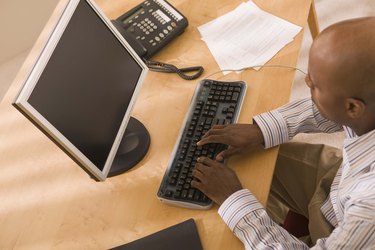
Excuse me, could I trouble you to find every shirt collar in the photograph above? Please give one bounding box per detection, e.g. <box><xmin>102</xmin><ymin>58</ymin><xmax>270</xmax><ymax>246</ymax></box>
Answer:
<box><xmin>343</xmin><ymin>127</ymin><xmax>375</xmax><ymax>171</ymax></box>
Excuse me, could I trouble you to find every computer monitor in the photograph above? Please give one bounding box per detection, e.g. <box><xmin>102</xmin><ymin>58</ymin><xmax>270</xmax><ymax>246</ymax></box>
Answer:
<box><xmin>13</xmin><ymin>0</ymin><xmax>150</xmax><ymax>181</ymax></box>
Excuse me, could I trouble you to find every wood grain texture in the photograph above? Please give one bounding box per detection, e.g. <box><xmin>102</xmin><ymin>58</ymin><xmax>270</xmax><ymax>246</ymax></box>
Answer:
<box><xmin>0</xmin><ymin>0</ymin><xmax>312</xmax><ymax>249</ymax></box>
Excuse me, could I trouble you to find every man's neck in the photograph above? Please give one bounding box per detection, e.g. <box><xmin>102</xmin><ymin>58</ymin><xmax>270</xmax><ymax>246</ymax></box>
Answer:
<box><xmin>350</xmin><ymin>120</ymin><xmax>375</xmax><ymax>136</ymax></box>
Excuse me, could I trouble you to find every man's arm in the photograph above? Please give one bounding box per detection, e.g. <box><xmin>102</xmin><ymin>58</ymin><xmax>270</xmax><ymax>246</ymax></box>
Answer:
<box><xmin>254</xmin><ymin>98</ymin><xmax>343</xmax><ymax>148</ymax></box>
<box><xmin>191</xmin><ymin>160</ymin><xmax>311</xmax><ymax>249</ymax></box>
<box><xmin>197</xmin><ymin>98</ymin><xmax>343</xmax><ymax>161</ymax></box>
<box><xmin>220</xmin><ymin>190</ymin><xmax>375</xmax><ymax>250</ymax></box>
<box><xmin>219</xmin><ymin>189</ymin><xmax>310</xmax><ymax>249</ymax></box>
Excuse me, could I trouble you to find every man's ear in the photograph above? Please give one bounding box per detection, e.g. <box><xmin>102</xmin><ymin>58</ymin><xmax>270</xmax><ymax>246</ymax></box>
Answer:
<box><xmin>345</xmin><ymin>98</ymin><xmax>366</xmax><ymax>119</ymax></box>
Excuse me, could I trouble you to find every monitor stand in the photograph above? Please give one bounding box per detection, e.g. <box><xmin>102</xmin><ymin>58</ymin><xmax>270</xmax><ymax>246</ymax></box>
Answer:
<box><xmin>108</xmin><ymin>117</ymin><xmax>150</xmax><ymax>177</ymax></box>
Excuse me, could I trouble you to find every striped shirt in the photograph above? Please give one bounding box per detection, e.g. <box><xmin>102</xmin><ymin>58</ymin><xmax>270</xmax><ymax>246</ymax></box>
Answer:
<box><xmin>218</xmin><ymin>98</ymin><xmax>375</xmax><ymax>249</ymax></box>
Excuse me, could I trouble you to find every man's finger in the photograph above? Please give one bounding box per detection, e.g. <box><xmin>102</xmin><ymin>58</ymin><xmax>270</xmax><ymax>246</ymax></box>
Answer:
<box><xmin>197</xmin><ymin>156</ymin><xmax>216</xmax><ymax>166</ymax></box>
<box><xmin>197</xmin><ymin>134</ymin><xmax>228</xmax><ymax>146</ymax></box>
<box><xmin>190</xmin><ymin>179</ymin><xmax>202</xmax><ymax>190</ymax></box>
<box><xmin>192</xmin><ymin>166</ymin><xmax>205</xmax><ymax>180</ymax></box>
<box><xmin>201</xmin><ymin>125</ymin><xmax>227</xmax><ymax>138</ymax></box>
<box><xmin>215</xmin><ymin>151</ymin><xmax>225</xmax><ymax>161</ymax></box>
<box><xmin>218</xmin><ymin>148</ymin><xmax>239</xmax><ymax>159</ymax></box>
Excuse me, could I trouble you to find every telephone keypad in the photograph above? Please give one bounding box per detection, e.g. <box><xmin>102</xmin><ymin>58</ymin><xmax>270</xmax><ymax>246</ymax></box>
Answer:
<box><xmin>120</xmin><ymin>0</ymin><xmax>182</xmax><ymax>44</ymax></box>
<box><xmin>133</xmin><ymin>18</ymin><xmax>159</xmax><ymax>40</ymax></box>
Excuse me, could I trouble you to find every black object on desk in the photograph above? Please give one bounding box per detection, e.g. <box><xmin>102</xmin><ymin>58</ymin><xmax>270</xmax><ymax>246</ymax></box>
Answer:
<box><xmin>158</xmin><ymin>79</ymin><xmax>247</xmax><ymax>209</ymax></box>
<box><xmin>110</xmin><ymin>219</ymin><xmax>203</xmax><ymax>250</ymax></box>
<box><xmin>111</xmin><ymin>0</ymin><xmax>204</xmax><ymax>80</ymax></box>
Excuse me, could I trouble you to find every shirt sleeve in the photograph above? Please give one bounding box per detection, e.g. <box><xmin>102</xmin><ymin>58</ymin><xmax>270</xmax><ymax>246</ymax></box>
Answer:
<box><xmin>219</xmin><ymin>189</ymin><xmax>310</xmax><ymax>250</ymax></box>
<box><xmin>253</xmin><ymin>98</ymin><xmax>343</xmax><ymax>148</ymax></box>
<box><xmin>314</xmin><ymin>216</ymin><xmax>375</xmax><ymax>249</ymax></box>
<box><xmin>314</xmin><ymin>192</ymin><xmax>375</xmax><ymax>249</ymax></box>
<box><xmin>219</xmin><ymin>191</ymin><xmax>375</xmax><ymax>249</ymax></box>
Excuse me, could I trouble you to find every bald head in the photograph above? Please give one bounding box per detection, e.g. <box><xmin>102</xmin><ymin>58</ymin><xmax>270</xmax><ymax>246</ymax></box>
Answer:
<box><xmin>307</xmin><ymin>17</ymin><xmax>375</xmax><ymax>134</ymax></box>
<box><xmin>310</xmin><ymin>17</ymin><xmax>375</xmax><ymax>102</ymax></box>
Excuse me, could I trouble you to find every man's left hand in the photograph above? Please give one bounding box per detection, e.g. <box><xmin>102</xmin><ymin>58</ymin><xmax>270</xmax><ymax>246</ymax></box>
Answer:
<box><xmin>191</xmin><ymin>157</ymin><xmax>243</xmax><ymax>205</ymax></box>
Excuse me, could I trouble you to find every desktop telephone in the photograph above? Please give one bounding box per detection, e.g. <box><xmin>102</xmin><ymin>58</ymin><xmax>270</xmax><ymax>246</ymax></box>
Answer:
<box><xmin>111</xmin><ymin>0</ymin><xmax>203</xmax><ymax>80</ymax></box>
<box><xmin>112</xmin><ymin>0</ymin><xmax>188</xmax><ymax>59</ymax></box>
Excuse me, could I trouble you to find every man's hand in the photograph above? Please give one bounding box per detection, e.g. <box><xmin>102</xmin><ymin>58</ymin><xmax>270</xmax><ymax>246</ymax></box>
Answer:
<box><xmin>197</xmin><ymin>124</ymin><xmax>264</xmax><ymax>161</ymax></box>
<box><xmin>191</xmin><ymin>157</ymin><xmax>243</xmax><ymax>205</ymax></box>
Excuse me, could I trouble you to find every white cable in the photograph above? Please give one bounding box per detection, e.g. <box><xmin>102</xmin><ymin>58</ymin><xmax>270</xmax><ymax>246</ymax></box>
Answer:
<box><xmin>204</xmin><ymin>64</ymin><xmax>307</xmax><ymax>79</ymax></box>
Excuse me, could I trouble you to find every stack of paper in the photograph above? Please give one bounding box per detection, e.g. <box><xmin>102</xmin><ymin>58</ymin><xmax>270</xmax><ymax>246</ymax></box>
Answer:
<box><xmin>198</xmin><ymin>1</ymin><xmax>302</xmax><ymax>73</ymax></box>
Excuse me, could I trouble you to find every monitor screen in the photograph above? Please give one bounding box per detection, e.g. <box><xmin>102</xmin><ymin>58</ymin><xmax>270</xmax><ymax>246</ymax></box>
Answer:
<box><xmin>13</xmin><ymin>0</ymin><xmax>148</xmax><ymax>181</ymax></box>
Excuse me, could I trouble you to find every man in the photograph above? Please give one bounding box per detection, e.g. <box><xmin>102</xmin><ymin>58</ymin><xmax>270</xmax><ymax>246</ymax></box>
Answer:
<box><xmin>191</xmin><ymin>17</ymin><xmax>375</xmax><ymax>249</ymax></box>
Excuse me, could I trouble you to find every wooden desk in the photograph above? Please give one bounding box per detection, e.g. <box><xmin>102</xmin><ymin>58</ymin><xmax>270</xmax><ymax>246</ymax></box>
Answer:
<box><xmin>0</xmin><ymin>0</ymin><xmax>312</xmax><ymax>249</ymax></box>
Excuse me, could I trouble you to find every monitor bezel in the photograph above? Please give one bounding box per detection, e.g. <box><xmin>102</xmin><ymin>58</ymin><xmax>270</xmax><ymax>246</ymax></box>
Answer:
<box><xmin>13</xmin><ymin>0</ymin><xmax>149</xmax><ymax>181</ymax></box>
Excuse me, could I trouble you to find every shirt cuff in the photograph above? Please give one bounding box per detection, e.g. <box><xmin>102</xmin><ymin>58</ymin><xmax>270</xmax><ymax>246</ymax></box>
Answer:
<box><xmin>218</xmin><ymin>189</ymin><xmax>263</xmax><ymax>231</ymax></box>
<box><xmin>253</xmin><ymin>110</ymin><xmax>289</xmax><ymax>148</ymax></box>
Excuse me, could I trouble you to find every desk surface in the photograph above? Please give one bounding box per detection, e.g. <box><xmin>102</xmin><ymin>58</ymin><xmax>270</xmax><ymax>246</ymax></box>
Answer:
<box><xmin>0</xmin><ymin>0</ymin><xmax>312</xmax><ymax>249</ymax></box>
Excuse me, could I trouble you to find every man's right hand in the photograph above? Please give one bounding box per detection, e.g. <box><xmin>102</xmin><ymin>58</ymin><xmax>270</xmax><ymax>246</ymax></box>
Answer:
<box><xmin>197</xmin><ymin>123</ymin><xmax>264</xmax><ymax>161</ymax></box>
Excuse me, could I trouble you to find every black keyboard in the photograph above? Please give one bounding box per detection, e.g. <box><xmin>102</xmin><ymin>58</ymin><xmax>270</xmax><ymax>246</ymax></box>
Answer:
<box><xmin>157</xmin><ymin>79</ymin><xmax>247</xmax><ymax>209</ymax></box>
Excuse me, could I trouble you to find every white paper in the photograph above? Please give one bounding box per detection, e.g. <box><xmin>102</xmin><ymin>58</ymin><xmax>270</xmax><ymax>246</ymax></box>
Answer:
<box><xmin>198</xmin><ymin>1</ymin><xmax>302</xmax><ymax>73</ymax></box>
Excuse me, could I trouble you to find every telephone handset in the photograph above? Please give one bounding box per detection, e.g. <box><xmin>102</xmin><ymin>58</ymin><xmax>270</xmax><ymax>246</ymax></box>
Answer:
<box><xmin>112</xmin><ymin>0</ymin><xmax>203</xmax><ymax>80</ymax></box>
